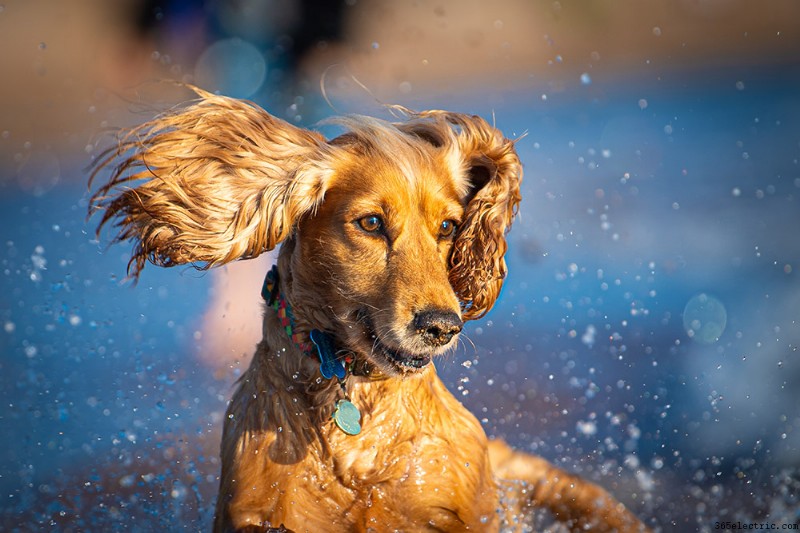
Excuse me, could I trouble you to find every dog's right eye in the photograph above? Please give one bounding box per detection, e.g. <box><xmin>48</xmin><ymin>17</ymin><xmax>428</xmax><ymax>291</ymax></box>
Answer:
<box><xmin>357</xmin><ymin>215</ymin><xmax>384</xmax><ymax>233</ymax></box>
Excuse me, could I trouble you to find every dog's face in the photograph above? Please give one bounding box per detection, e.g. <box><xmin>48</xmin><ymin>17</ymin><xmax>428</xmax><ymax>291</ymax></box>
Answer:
<box><xmin>294</xmin><ymin>141</ymin><xmax>467</xmax><ymax>375</ymax></box>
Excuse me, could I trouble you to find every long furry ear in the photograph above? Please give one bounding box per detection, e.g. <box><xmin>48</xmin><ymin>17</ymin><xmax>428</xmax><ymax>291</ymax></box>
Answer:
<box><xmin>443</xmin><ymin>113</ymin><xmax>522</xmax><ymax>321</ymax></box>
<box><xmin>89</xmin><ymin>87</ymin><xmax>334</xmax><ymax>278</ymax></box>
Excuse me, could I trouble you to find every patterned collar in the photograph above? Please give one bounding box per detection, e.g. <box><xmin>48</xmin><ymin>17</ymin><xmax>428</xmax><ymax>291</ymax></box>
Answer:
<box><xmin>261</xmin><ymin>265</ymin><xmax>349</xmax><ymax>379</ymax></box>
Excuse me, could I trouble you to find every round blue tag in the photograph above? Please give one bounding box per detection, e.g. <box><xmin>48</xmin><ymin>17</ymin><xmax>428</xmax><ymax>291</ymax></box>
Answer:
<box><xmin>332</xmin><ymin>399</ymin><xmax>361</xmax><ymax>435</ymax></box>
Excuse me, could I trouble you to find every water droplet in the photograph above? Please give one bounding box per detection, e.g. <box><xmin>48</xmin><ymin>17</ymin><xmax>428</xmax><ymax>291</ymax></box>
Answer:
<box><xmin>580</xmin><ymin>72</ymin><xmax>592</xmax><ymax>85</ymax></box>
<box><xmin>576</xmin><ymin>419</ymin><xmax>597</xmax><ymax>436</ymax></box>
<box><xmin>581</xmin><ymin>325</ymin><xmax>597</xmax><ymax>348</ymax></box>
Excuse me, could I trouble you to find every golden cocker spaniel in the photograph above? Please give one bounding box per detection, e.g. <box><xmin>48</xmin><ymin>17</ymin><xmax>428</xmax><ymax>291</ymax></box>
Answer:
<box><xmin>90</xmin><ymin>87</ymin><xmax>648</xmax><ymax>532</ymax></box>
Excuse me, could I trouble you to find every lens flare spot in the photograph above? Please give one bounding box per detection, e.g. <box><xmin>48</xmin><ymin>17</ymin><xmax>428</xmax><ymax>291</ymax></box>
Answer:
<box><xmin>683</xmin><ymin>293</ymin><xmax>727</xmax><ymax>344</ymax></box>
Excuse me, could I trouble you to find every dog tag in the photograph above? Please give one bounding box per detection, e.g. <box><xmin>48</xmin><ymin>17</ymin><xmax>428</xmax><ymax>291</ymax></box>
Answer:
<box><xmin>332</xmin><ymin>399</ymin><xmax>361</xmax><ymax>435</ymax></box>
<box><xmin>310</xmin><ymin>329</ymin><xmax>345</xmax><ymax>380</ymax></box>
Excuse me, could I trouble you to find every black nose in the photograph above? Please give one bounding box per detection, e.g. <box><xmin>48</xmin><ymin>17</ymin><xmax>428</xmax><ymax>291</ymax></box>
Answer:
<box><xmin>414</xmin><ymin>310</ymin><xmax>463</xmax><ymax>347</ymax></box>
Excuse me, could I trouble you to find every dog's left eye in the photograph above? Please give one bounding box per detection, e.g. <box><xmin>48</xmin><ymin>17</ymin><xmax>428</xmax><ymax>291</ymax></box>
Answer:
<box><xmin>439</xmin><ymin>220</ymin><xmax>457</xmax><ymax>239</ymax></box>
<box><xmin>358</xmin><ymin>215</ymin><xmax>384</xmax><ymax>233</ymax></box>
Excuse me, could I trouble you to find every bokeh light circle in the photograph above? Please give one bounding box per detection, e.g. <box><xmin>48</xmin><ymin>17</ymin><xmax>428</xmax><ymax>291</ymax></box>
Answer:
<box><xmin>16</xmin><ymin>150</ymin><xmax>60</xmax><ymax>196</ymax></box>
<box><xmin>194</xmin><ymin>38</ymin><xmax>266</xmax><ymax>98</ymax></box>
<box><xmin>683</xmin><ymin>293</ymin><xmax>727</xmax><ymax>344</ymax></box>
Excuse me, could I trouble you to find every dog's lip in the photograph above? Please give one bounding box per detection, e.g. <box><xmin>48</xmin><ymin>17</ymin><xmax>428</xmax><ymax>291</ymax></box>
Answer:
<box><xmin>374</xmin><ymin>338</ymin><xmax>432</xmax><ymax>369</ymax></box>
<box><xmin>359</xmin><ymin>314</ymin><xmax>432</xmax><ymax>371</ymax></box>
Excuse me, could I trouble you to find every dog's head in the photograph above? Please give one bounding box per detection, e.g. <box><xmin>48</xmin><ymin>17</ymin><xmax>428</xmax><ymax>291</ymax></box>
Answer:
<box><xmin>91</xmin><ymin>88</ymin><xmax>521</xmax><ymax>375</ymax></box>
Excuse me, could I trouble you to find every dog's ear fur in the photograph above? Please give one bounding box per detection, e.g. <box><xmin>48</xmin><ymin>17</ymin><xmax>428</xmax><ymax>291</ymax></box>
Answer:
<box><xmin>89</xmin><ymin>87</ymin><xmax>335</xmax><ymax>278</ymax></box>
<box><xmin>444</xmin><ymin>113</ymin><xmax>522</xmax><ymax>321</ymax></box>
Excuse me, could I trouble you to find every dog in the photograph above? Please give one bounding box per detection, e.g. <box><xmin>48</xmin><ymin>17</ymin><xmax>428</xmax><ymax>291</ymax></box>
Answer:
<box><xmin>90</xmin><ymin>87</ymin><xmax>648</xmax><ymax>532</ymax></box>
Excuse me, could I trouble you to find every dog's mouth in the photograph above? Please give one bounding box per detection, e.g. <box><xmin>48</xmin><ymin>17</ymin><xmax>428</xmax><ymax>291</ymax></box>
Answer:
<box><xmin>358</xmin><ymin>313</ymin><xmax>433</xmax><ymax>373</ymax></box>
<box><xmin>373</xmin><ymin>337</ymin><xmax>432</xmax><ymax>370</ymax></box>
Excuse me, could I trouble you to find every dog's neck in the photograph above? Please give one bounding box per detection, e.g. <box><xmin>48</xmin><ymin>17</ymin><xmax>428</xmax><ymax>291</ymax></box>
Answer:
<box><xmin>256</xmin><ymin>253</ymin><xmax>396</xmax><ymax>436</ymax></box>
<box><xmin>265</xmin><ymin>260</ymin><xmax>383</xmax><ymax>381</ymax></box>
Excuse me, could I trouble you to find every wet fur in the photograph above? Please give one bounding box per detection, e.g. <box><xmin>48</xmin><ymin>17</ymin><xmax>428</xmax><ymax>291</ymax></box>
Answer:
<box><xmin>90</xmin><ymin>87</ymin><xmax>647</xmax><ymax>532</ymax></box>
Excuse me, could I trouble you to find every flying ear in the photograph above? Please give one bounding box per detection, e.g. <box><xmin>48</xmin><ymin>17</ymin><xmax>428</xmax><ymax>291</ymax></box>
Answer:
<box><xmin>89</xmin><ymin>87</ymin><xmax>335</xmax><ymax>278</ymax></box>
<box><xmin>445</xmin><ymin>114</ymin><xmax>522</xmax><ymax>320</ymax></box>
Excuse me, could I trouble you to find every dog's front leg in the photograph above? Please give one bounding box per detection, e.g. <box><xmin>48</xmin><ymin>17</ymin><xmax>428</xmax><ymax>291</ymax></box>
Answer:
<box><xmin>488</xmin><ymin>439</ymin><xmax>649</xmax><ymax>532</ymax></box>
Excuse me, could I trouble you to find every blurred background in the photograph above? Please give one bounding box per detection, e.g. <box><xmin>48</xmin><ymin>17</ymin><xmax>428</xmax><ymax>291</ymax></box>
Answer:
<box><xmin>1</xmin><ymin>0</ymin><xmax>799</xmax><ymax>530</ymax></box>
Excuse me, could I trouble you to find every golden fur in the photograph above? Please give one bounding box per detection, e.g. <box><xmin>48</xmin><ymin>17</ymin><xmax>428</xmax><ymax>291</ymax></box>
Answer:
<box><xmin>90</xmin><ymin>87</ymin><xmax>647</xmax><ymax>532</ymax></box>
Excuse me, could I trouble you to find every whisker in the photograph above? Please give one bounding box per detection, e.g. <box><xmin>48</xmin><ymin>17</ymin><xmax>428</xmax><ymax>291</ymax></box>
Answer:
<box><xmin>459</xmin><ymin>331</ymin><xmax>477</xmax><ymax>354</ymax></box>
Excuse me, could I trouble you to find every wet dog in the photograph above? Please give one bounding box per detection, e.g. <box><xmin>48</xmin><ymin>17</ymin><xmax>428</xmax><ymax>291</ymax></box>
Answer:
<box><xmin>91</xmin><ymin>87</ymin><xmax>647</xmax><ymax>532</ymax></box>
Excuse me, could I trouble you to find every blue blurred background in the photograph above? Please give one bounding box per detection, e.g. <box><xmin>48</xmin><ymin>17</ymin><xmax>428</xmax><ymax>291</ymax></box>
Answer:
<box><xmin>1</xmin><ymin>1</ymin><xmax>798</xmax><ymax>530</ymax></box>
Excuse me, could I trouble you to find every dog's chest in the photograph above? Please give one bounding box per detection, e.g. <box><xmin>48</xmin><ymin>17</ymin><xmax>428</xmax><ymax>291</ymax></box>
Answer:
<box><xmin>330</xmin><ymin>427</ymin><xmax>474</xmax><ymax>484</ymax></box>
<box><xmin>319</xmin><ymin>374</ymin><xmax>498</xmax><ymax>528</ymax></box>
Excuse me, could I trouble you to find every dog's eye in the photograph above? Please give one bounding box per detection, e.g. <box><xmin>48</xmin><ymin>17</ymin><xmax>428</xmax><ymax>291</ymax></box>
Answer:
<box><xmin>358</xmin><ymin>215</ymin><xmax>384</xmax><ymax>233</ymax></box>
<box><xmin>439</xmin><ymin>220</ymin><xmax>457</xmax><ymax>239</ymax></box>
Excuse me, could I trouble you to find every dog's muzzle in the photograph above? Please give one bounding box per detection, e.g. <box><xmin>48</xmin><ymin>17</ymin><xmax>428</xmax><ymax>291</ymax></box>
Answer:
<box><xmin>358</xmin><ymin>309</ymin><xmax>462</xmax><ymax>371</ymax></box>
